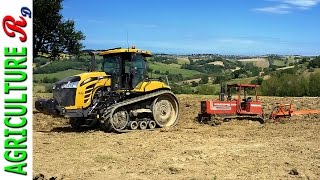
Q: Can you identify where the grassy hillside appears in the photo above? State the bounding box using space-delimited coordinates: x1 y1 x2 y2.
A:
34 69 85 82
272 60 286 67
228 77 257 84
177 57 190 65
149 62 203 78
33 62 203 82
238 58 269 68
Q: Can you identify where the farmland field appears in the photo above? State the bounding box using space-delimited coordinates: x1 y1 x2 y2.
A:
273 59 286 67
208 61 224 66
177 57 190 65
33 94 320 180
228 76 256 84
34 69 85 82
149 62 203 78
238 58 269 68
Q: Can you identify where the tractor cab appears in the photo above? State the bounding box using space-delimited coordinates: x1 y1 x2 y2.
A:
226 84 260 114
99 47 152 90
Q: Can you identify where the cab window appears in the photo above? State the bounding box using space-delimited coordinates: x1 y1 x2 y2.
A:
131 54 147 87
102 55 121 75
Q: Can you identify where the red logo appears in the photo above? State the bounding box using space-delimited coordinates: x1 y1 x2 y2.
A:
2 15 27 42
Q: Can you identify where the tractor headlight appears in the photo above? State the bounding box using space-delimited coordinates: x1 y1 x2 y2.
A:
61 81 79 89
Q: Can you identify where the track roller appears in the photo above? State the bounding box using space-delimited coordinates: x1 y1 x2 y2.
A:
148 120 156 129
129 121 138 130
139 121 147 130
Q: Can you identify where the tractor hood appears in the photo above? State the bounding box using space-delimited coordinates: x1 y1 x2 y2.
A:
75 71 109 81
53 71 109 90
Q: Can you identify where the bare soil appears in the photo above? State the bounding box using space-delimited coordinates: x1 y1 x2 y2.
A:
33 95 320 180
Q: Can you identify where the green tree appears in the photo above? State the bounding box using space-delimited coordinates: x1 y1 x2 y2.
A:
154 70 160 74
171 83 193 94
191 81 199 87
309 72 320 96
251 77 264 85
260 73 309 97
34 0 85 58
213 72 233 84
147 67 153 73
168 73 183 82
196 85 216 95
199 75 209 84
308 56 320 68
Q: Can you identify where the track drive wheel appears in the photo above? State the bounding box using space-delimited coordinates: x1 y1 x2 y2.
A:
152 93 179 127
101 108 129 132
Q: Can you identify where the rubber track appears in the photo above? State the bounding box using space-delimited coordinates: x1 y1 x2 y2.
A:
101 90 178 133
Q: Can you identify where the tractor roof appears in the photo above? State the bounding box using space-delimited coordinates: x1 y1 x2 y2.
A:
227 84 259 88
99 47 152 57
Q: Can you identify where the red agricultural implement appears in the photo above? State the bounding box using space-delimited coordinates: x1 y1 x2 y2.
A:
270 103 320 119
198 84 264 124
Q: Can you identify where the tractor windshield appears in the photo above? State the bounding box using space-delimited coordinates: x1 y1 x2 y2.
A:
102 55 121 75
102 55 122 88
131 54 147 87
101 53 148 89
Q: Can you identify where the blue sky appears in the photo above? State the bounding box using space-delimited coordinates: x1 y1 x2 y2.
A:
62 0 320 55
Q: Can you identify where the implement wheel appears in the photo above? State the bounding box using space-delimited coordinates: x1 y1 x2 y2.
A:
152 93 179 127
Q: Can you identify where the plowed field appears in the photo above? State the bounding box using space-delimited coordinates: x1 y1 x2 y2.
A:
33 95 320 180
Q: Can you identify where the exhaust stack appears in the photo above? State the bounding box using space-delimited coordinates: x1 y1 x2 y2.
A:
89 51 96 72
219 82 225 101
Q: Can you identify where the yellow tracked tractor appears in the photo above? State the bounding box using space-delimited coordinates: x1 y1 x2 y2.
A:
35 47 179 132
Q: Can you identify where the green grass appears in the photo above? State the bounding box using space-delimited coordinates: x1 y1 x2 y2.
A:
80 54 103 61
34 69 85 82
287 56 295 64
315 68 320 73
273 60 286 67
177 57 190 65
303 68 320 77
33 83 53 96
33 83 46 93
149 62 202 78
228 77 256 84
211 77 256 87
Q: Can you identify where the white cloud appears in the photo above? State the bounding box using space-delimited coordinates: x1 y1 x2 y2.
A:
254 4 291 14
254 0 320 14
283 0 320 8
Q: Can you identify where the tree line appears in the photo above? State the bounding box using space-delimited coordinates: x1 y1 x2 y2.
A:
260 69 320 97
34 0 85 58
